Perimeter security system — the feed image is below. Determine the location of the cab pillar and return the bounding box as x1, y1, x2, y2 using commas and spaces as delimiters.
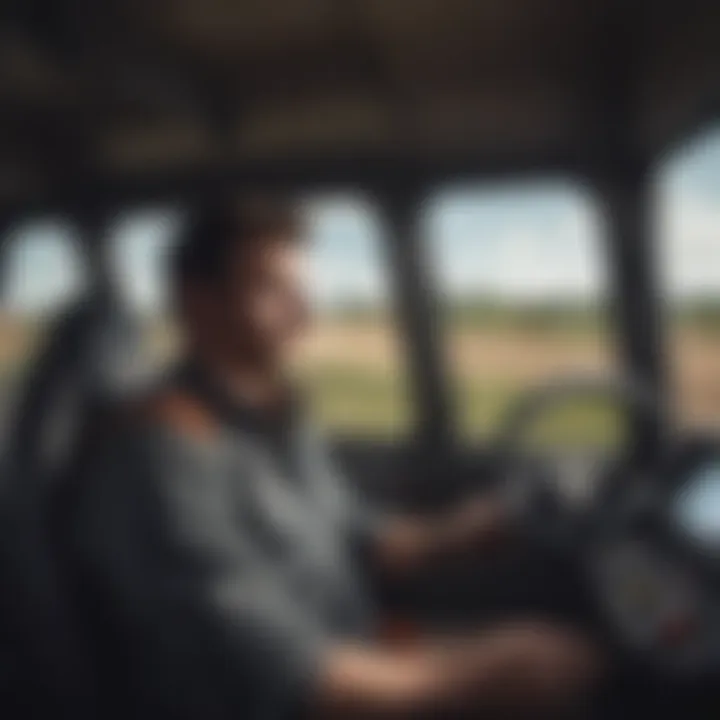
75, 204, 116, 297
379, 185, 454, 477
0, 212, 18, 299
597, 163, 668, 456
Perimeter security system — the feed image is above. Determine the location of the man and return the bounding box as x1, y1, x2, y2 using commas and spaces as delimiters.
73, 197, 600, 719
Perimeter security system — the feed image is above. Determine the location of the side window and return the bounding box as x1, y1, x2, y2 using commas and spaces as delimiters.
1, 219, 87, 426
428, 183, 614, 445
109, 207, 184, 367
659, 128, 720, 430
297, 196, 411, 437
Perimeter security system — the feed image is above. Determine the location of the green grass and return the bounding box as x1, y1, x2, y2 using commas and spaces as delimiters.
330, 299, 720, 334
300, 364, 411, 436
301, 364, 627, 446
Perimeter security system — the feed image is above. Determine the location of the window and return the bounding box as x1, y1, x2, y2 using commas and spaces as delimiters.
296, 196, 410, 437
428, 182, 615, 445
659, 128, 720, 430
109, 207, 184, 367
0, 218, 87, 430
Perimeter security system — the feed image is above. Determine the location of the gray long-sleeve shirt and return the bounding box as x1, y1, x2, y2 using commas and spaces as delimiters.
72, 374, 379, 720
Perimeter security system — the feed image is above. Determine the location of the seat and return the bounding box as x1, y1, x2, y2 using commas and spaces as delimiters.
0, 288, 146, 716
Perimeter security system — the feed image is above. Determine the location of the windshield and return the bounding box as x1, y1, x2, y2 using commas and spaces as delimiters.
428, 182, 618, 447
660, 127, 720, 432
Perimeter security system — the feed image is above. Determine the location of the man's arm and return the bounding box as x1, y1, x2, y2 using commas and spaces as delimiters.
315, 624, 599, 719
369, 496, 509, 577
318, 439, 508, 578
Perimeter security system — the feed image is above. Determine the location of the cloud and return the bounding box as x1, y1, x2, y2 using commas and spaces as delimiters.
431, 187, 606, 303
659, 192, 720, 298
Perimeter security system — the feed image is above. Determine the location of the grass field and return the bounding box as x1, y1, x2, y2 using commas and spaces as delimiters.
1, 305, 719, 441
298, 315, 720, 439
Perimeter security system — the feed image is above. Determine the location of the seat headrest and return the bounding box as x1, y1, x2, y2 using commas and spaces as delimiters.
5, 290, 146, 486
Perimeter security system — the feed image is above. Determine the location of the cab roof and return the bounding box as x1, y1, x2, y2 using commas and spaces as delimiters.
1, 0, 719, 213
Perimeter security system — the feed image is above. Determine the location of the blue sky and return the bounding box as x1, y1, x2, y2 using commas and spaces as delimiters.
4, 127, 720, 315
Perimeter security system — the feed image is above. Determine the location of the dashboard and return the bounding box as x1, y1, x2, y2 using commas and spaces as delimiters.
672, 460, 720, 550
495, 377, 720, 680
587, 440, 720, 677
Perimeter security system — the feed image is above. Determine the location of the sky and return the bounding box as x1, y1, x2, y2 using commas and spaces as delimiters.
3, 126, 720, 315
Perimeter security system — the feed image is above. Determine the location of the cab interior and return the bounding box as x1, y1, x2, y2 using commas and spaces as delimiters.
1, 0, 720, 717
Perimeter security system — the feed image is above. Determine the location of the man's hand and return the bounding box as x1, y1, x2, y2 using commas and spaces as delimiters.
465, 621, 602, 712
374, 495, 509, 576
316, 621, 602, 718
442, 494, 509, 555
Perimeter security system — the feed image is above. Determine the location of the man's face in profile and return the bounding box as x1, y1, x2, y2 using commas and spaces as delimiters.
218, 234, 311, 368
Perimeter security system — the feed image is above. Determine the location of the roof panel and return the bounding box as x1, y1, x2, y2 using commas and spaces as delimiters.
0, 0, 719, 211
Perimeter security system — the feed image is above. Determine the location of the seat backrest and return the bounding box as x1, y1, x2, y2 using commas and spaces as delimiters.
0, 289, 146, 715
6, 290, 144, 483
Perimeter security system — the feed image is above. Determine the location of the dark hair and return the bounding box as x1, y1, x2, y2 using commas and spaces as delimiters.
171, 195, 302, 288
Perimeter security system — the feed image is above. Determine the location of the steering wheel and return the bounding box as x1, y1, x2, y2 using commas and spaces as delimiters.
493, 375, 662, 546
491, 376, 720, 679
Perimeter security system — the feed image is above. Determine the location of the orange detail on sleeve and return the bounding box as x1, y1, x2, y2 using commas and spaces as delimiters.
130, 390, 220, 441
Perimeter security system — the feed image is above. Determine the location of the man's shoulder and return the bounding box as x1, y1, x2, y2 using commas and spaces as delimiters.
82, 384, 226, 474
122, 386, 221, 443
73, 389, 237, 553
77, 386, 235, 509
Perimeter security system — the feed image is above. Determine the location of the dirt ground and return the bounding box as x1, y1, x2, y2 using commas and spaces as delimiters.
300, 321, 720, 428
